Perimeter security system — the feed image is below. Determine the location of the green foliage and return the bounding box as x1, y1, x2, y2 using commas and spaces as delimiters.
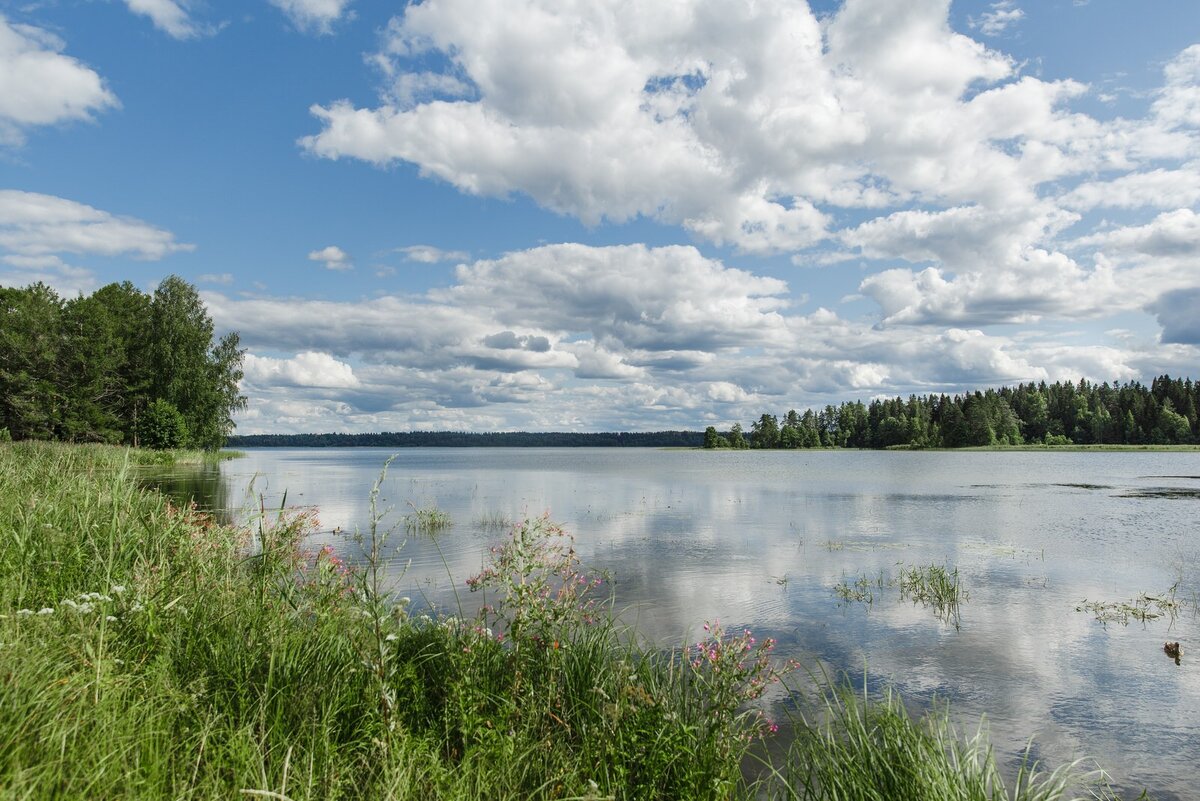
0, 427, 9, 443
136, 399, 190, 449
0, 277, 245, 450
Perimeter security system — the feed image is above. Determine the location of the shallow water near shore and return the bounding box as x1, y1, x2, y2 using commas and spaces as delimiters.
152, 446, 1200, 799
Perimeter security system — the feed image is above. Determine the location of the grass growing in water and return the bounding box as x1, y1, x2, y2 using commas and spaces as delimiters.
0, 442, 1136, 800
404, 502, 453, 533
1077, 583, 1186, 627
778, 683, 1123, 801
831, 565, 967, 623
474, 510, 514, 531
898, 563, 968, 621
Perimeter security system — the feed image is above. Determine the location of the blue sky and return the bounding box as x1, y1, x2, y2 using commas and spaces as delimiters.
2, 0, 1199, 433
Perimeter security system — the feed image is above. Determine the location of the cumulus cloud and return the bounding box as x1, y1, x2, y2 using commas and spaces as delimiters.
1074, 208, 1200, 260
304, 0, 1091, 253
308, 244, 352, 271
243, 351, 361, 388
124, 0, 213, 39
0, 16, 117, 145
0, 190, 192, 261
268, 0, 354, 34
207, 242, 1187, 435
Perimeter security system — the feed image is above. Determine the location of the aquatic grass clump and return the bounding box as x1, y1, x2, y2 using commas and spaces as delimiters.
1077, 583, 1186, 627
778, 682, 1121, 801
831, 566, 965, 621
403, 502, 452, 533
898, 563, 968, 621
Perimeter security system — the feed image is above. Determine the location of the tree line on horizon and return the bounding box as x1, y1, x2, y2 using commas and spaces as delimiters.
228, 430, 705, 448
706, 376, 1200, 450
0, 277, 245, 450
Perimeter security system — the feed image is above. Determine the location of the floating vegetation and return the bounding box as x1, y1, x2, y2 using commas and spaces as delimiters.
404, 504, 452, 534
823, 540, 906, 552
1076, 583, 1185, 627
1117, 488, 1200, 499
898, 564, 968, 621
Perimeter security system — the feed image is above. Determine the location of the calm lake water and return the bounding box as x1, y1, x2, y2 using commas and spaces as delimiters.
155, 447, 1200, 798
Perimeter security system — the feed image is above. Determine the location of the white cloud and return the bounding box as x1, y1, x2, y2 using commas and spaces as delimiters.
303, 0, 1067, 253
969, 1, 1024, 37
0, 190, 192, 260
435, 243, 790, 352
1074, 208, 1200, 260
124, 0, 211, 39
308, 244, 352, 271
0, 16, 118, 145
198, 272, 234, 285
268, 0, 353, 34
204, 242, 1195, 435
1062, 163, 1200, 211
243, 351, 361, 388
398, 244, 470, 263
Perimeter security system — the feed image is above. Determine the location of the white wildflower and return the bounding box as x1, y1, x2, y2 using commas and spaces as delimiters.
105, 616, 117, 623
16, 609, 32, 617
110, 585, 126, 595
61, 599, 78, 609
385, 633, 398, 642
37, 607, 54, 616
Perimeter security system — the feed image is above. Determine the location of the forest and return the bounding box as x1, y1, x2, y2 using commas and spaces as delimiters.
707, 377, 1200, 450
0, 277, 245, 450
228, 430, 705, 447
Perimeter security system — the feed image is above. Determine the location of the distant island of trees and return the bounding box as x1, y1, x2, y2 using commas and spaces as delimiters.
705, 376, 1199, 450
0, 277, 245, 450
227, 431, 705, 448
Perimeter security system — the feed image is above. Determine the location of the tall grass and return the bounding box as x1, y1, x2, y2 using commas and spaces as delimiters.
0, 442, 1137, 800
774, 684, 1122, 801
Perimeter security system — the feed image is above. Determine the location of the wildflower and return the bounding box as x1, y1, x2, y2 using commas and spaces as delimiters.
16, 609, 32, 617
384, 633, 398, 642
37, 607, 54, 616
106, 616, 118, 622
110, 585, 126, 595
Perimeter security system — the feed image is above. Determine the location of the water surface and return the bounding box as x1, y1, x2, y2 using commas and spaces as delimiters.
165, 447, 1200, 798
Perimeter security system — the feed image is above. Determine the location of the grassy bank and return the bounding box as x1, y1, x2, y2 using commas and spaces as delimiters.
0, 442, 1130, 800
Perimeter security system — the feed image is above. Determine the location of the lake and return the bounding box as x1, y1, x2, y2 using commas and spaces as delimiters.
154, 447, 1200, 798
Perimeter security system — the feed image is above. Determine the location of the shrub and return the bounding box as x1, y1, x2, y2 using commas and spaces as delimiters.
137, 398, 189, 449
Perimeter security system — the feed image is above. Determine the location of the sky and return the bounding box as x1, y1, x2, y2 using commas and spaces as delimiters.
1, 0, 1199, 434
